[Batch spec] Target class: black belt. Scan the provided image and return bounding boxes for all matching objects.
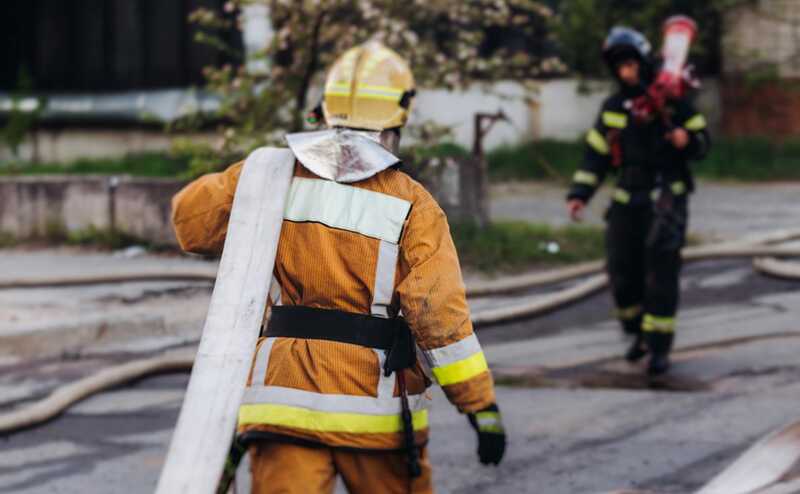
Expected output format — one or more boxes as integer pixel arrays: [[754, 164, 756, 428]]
[[266, 306, 416, 375]]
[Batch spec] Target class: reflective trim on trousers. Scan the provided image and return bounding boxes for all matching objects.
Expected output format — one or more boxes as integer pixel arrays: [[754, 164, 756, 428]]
[[642, 313, 676, 333], [614, 304, 643, 321]]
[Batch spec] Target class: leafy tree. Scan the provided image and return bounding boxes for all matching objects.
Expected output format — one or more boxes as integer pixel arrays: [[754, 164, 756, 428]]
[[553, 0, 747, 78]]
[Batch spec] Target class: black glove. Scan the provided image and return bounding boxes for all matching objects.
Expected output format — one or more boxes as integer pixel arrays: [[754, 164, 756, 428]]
[[467, 403, 506, 465]]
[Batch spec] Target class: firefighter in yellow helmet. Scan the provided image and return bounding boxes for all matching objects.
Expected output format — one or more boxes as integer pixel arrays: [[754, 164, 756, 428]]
[[171, 41, 505, 493]]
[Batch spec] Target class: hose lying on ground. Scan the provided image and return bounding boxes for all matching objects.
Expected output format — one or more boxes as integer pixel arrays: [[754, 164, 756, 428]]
[[0, 267, 217, 289], [0, 355, 193, 434], [3, 228, 800, 296], [753, 257, 800, 281], [2, 230, 800, 435], [471, 274, 608, 326], [470, 245, 800, 327]]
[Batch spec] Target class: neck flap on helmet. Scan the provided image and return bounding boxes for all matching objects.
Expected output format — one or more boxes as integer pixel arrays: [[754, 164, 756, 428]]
[[285, 128, 400, 183]]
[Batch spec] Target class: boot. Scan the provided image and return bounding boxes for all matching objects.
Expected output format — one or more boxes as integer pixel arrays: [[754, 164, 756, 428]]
[[622, 314, 647, 362], [625, 333, 648, 363], [621, 313, 643, 337], [648, 353, 671, 376], [645, 332, 674, 376]]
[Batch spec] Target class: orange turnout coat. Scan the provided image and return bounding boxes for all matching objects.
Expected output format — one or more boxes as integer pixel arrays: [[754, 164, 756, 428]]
[[172, 158, 496, 451]]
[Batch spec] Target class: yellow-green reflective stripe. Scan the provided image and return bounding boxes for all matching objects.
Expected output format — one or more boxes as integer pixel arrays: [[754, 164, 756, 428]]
[[325, 82, 353, 97], [586, 128, 610, 155], [238, 404, 428, 433], [614, 304, 642, 321], [671, 181, 687, 195], [432, 351, 489, 386], [684, 114, 707, 131], [602, 111, 628, 129], [573, 170, 598, 186], [475, 411, 504, 433], [642, 314, 675, 333], [357, 84, 403, 95], [613, 188, 631, 204]]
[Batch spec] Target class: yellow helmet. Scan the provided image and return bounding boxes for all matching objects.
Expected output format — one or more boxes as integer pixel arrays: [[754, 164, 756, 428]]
[[322, 41, 415, 131]]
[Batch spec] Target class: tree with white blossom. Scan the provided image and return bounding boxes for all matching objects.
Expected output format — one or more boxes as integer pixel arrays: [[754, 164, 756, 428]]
[[177, 0, 563, 174]]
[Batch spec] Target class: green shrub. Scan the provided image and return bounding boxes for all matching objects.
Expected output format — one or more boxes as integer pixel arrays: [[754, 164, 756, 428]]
[[488, 139, 581, 182], [66, 226, 147, 250]]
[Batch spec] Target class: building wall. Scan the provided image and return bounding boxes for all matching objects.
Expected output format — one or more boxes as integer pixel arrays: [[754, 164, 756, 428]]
[[721, 0, 800, 137], [722, 0, 800, 78]]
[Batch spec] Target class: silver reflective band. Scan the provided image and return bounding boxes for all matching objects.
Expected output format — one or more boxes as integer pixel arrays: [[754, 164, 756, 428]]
[[477, 416, 502, 428], [284, 177, 411, 243], [371, 240, 399, 318], [285, 128, 400, 183], [241, 385, 429, 415], [602, 111, 628, 129], [423, 333, 483, 368], [573, 170, 598, 186], [269, 275, 282, 306], [251, 337, 277, 386]]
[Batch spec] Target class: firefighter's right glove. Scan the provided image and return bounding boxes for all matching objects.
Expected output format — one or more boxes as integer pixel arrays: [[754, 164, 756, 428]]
[[467, 403, 506, 465]]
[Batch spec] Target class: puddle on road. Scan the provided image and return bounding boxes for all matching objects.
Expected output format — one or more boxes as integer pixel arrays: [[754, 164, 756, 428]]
[[496, 366, 711, 392]]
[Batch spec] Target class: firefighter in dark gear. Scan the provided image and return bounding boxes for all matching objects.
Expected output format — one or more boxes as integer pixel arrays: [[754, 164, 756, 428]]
[[566, 26, 710, 376]]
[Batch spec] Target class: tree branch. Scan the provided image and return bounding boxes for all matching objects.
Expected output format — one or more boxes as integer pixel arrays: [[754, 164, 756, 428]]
[[293, 10, 327, 131]]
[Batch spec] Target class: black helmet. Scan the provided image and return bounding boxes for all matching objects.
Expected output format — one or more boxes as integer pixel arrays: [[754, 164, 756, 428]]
[[602, 26, 652, 71]]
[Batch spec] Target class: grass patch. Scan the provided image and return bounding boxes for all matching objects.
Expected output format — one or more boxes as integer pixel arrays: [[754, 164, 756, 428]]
[[0, 231, 16, 248], [451, 220, 605, 272], [488, 137, 800, 182], [3, 225, 152, 250], [489, 139, 581, 182], [65, 226, 151, 250], [0, 152, 190, 177]]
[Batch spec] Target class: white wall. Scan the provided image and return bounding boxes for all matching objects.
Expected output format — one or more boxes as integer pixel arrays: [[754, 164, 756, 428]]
[[414, 78, 720, 150], [535, 79, 613, 140], [413, 81, 535, 150]]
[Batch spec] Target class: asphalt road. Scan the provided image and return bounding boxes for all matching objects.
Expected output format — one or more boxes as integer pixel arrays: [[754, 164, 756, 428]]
[[2, 259, 800, 493]]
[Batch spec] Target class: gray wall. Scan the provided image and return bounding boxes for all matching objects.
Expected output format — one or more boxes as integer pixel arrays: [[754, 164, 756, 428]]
[[0, 175, 185, 246]]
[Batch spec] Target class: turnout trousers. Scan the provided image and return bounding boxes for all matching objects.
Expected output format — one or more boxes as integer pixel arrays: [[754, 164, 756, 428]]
[[605, 193, 689, 356], [249, 442, 433, 494]]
